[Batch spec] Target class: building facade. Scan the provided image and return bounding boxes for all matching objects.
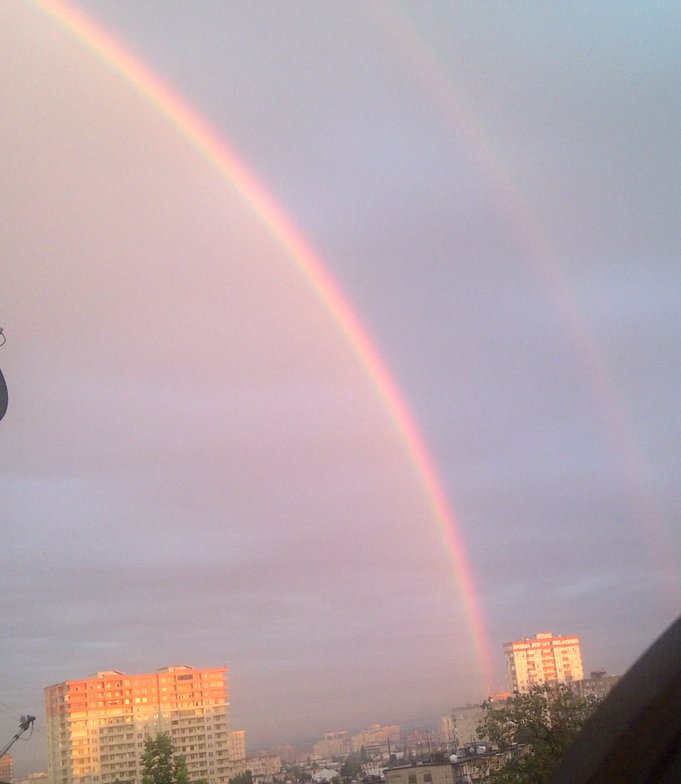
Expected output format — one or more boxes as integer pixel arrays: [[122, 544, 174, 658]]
[[229, 730, 247, 763], [312, 731, 352, 759], [350, 724, 400, 754], [504, 632, 583, 692], [570, 671, 620, 701], [244, 755, 281, 783], [45, 666, 232, 784], [450, 693, 511, 748], [383, 759, 495, 784], [0, 754, 14, 783]]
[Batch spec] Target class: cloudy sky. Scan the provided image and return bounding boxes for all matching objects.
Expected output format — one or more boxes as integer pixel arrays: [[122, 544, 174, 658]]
[[2, 0, 680, 772]]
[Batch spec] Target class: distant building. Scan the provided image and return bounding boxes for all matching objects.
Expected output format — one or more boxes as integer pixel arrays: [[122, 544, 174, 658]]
[[312, 731, 352, 759], [230, 729, 247, 762], [45, 665, 232, 784], [403, 728, 433, 752], [245, 754, 281, 783], [504, 632, 583, 692], [570, 670, 620, 701], [0, 754, 14, 783], [313, 769, 339, 783], [439, 716, 455, 745], [15, 773, 47, 784], [451, 705, 483, 748], [350, 724, 400, 754], [267, 745, 299, 764], [451, 693, 510, 748]]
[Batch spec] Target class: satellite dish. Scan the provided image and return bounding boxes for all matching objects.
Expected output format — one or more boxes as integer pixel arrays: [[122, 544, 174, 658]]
[[0, 367, 6, 422]]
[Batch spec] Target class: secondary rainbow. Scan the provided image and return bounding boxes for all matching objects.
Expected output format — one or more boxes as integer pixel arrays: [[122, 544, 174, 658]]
[[374, 2, 678, 608], [34, 0, 495, 688]]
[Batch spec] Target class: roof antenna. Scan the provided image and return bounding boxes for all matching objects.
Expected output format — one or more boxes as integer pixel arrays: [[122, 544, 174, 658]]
[[0, 715, 35, 760]]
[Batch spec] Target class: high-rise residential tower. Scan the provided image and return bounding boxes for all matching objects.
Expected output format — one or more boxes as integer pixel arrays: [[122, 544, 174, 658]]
[[504, 632, 583, 693], [45, 666, 234, 784]]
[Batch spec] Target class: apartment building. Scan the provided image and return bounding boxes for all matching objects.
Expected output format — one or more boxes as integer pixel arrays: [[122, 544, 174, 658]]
[[0, 754, 14, 783], [229, 730, 246, 763], [312, 731, 351, 759], [45, 666, 232, 784], [504, 632, 583, 692]]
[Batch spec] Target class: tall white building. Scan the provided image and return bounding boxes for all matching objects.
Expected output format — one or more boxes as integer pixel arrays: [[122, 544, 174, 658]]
[[504, 632, 583, 692], [46, 666, 233, 784]]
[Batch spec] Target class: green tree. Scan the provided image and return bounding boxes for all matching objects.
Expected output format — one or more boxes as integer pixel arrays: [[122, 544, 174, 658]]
[[141, 733, 189, 784], [476, 684, 601, 784]]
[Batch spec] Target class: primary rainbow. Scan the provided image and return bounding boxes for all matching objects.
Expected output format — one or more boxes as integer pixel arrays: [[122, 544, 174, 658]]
[[34, 0, 495, 689]]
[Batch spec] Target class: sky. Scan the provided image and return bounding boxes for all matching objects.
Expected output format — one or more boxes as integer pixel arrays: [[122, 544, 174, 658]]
[[2, 0, 680, 773]]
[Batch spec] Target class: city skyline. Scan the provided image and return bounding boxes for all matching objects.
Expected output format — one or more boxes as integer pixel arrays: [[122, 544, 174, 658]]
[[2, 0, 680, 776]]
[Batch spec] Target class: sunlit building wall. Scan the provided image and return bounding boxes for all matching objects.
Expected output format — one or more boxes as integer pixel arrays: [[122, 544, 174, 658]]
[[0, 753, 14, 783], [504, 632, 583, 692], [45, 666, 231, 784]]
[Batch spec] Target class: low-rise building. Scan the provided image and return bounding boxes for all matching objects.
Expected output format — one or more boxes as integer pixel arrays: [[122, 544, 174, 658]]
[[570, 671, 620, 701], [245, 754, 281, 783], [451, 692, 510, 748], [384, 757, 497, 784]]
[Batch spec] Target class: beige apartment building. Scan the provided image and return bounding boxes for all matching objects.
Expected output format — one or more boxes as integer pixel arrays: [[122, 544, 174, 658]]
[[504, 632, 583, 692], [45, 665, 235, 784]]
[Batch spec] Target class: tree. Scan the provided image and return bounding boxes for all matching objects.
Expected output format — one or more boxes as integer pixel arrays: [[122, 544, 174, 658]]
[[141, 733, 189, 784], [476, 684, 601, 784]]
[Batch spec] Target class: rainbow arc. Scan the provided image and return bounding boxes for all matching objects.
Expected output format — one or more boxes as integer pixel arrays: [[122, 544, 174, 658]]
[[34, 0, 495, 690]]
